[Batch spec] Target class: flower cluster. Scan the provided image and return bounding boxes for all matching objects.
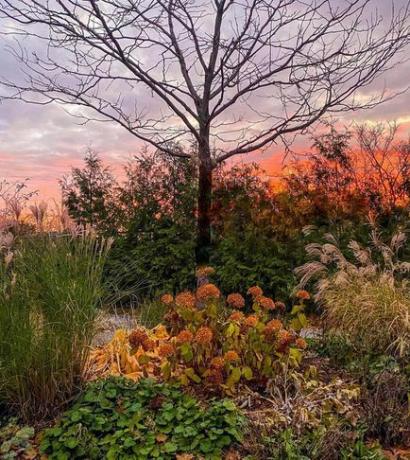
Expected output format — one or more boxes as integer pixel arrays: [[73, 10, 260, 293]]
[[196, 283, 221, 302], [93, 279, 309, 393], [226, 293, 245, 309], [174, 291, 196, 309]]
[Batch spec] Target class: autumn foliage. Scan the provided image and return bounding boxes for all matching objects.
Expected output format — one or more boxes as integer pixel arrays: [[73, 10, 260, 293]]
[[91, 272, 309, 392]]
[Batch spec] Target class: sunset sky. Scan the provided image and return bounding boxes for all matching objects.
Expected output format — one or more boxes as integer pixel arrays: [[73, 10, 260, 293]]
[[0, 0, 409, 201]]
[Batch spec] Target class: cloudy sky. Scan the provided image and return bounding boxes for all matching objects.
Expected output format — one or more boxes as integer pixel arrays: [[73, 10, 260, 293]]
[[0, 0, 409, 200]]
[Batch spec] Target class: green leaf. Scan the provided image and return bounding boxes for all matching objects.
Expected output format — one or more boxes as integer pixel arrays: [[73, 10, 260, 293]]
[[180, 343, 193, 362], [185, 368, 201, 383], [241, 366, 253, 381], [226, 367, 241, 387]]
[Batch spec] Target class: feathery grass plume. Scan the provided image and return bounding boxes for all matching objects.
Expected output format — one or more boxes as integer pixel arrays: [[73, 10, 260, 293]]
[[295, 225, 410, 358]]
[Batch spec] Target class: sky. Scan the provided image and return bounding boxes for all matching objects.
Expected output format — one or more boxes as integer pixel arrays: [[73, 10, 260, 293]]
[[0, 0, 409, 201]]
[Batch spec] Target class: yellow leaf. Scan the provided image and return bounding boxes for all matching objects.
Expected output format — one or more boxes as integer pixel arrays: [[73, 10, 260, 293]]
[[156, 433, 168, 443]]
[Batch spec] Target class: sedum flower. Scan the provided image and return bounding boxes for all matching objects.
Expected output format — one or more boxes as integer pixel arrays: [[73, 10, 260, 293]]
[[295, 337, 308, 350], [142, 338, 156, 352], [196, 283, 221, 301], [226, 293, 245, 309], [229, 311, 244, 322], [158, 343, 175, 358], [295, 290, 310, 300], [259, 296, 275, 310], [129, 328, 149, 348], [224, 350, 240, 363], [244, 315, 258, 328], [160, 293, 174, 305], [175, 291, 196, 309], [176, 329, 193, 344], [263, 319, 283, 339], [194, 326, 213, 344], [265, 319, 283, 332], [195, 266, 215, 278], [207, 368, 224, 385], [278, 329, 294, 348], [210, 356, 225, 369], [275, 301, 286, 312], [247, 286, 263, 298]]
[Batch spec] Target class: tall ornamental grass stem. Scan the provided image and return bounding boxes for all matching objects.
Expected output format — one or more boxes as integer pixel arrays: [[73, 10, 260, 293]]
[[0, 234, 111, 423]]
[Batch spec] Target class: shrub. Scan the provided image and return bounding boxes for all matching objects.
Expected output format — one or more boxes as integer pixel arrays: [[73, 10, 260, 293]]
[[241, 365, 367, 460], [296, 228, 410, 358], [262, 428, 386, 460], [40, 377, 244, 459], [91, 275, 308, 392], [0, 234, 110, 422]]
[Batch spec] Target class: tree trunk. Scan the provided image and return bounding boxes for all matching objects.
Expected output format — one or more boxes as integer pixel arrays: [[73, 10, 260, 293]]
[[196, 136, 212, 265]]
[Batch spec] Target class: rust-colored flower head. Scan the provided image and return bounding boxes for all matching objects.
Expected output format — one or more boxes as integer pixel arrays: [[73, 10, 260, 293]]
[[164, 310, 181, 325], [196, 283, 221, 302], [158, 343, 175, 358], [263, 319, 283, 342], [295, 337, 308, 350], [229, 311, 244, 322], [194, 326, 213, 345], [142, 338, 156, 352], [226, 293, 245, 309], [210, 356, 225, 369], [207, 368, 224, 385], [224, 350, 240, 363], [295, 290, 310, 300], [266, 319, 283, 332], [129, 328, 149, 348], [247, 286, 263, 298], [244, 315, 258, 328], [195, 266, 215, 279], [176, 329, 193, 344], [259, 296, 276, 310], [160, 293, 174, 305], [175, 291, 196, 309], [278, 329, 294, 348], [275, 301, 286, 312]]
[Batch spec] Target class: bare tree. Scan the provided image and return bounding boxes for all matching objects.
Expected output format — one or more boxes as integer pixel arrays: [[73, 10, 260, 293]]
[[0, 178, 36, 230], [1, 0, 409, 261], [355, 122, 410, 209]]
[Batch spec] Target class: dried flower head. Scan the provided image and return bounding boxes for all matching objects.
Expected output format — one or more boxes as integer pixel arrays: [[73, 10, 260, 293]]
[[194, 326, 213, 344], [160, 293, 174, 305], [247, 286, 263, 298], [164, 310, 180, 324], [158, 343, 175, 358], [229, 311, 244, 322], [195, 266, 215, 278], [196, 283, 221, 301], [259, 296, 275, 310], [224, 350, 240, 363], [207, 368, 224, 385], [275, 301, 286, 312], [295, 337, 308, 350], [278, 329, 294, 348], [129, 328, 149, 348], [142, 338, 156, 352], [175, 291, 196, 309], [176, 329, 193, 344], [295, 290, 310, 300], [210, 356, 225, 369], [266, 319, 283, 331], [226, 293, 245, 309], [244, 315, 258, 328]]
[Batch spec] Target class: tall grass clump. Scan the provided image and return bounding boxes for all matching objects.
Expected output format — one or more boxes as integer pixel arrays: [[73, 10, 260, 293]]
[[295, 227, 410, 358], [0, 233, 111, 422]]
